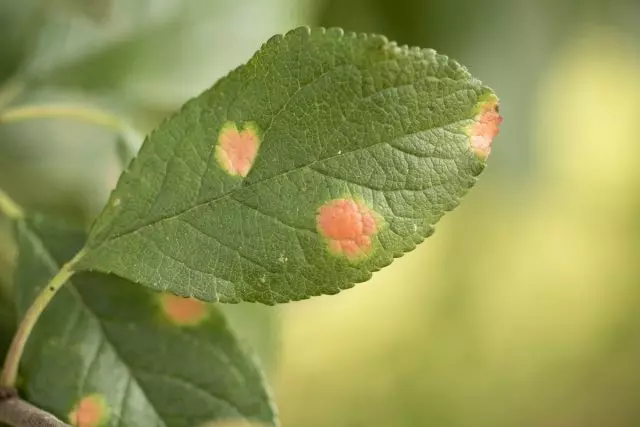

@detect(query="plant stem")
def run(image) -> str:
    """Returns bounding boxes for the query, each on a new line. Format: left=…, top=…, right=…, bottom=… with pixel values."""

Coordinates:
left=0, top=388, right=69, bottom=426
left=0, top=104, right=126, bottom=134
left=0, top=249, right=85, bottom=388
left=0, top=188, right=24, bottom=220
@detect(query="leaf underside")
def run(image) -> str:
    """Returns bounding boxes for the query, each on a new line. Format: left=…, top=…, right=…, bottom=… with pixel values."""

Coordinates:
left=12, top=215, right=277, bottom=427
left=78, top=26, right=497, bottom=304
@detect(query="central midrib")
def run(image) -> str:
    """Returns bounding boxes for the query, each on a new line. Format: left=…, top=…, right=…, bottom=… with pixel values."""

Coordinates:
left=92, top=120, right=471, bottom=257
left=88, top=78, right=473, bottom=253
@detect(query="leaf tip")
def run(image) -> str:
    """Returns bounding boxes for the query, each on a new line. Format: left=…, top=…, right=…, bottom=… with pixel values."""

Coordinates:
left=469, top=93, right=502, bottom=160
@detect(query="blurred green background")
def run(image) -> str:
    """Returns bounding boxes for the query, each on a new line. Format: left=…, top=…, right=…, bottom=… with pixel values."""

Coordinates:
left=1, top=0, right=639, bottom=426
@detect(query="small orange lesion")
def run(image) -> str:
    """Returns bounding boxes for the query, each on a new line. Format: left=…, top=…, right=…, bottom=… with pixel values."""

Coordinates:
left=68, top=394, right=108, bottom=427
left=469, top=95, right=502, bottom=159
left=160, top=294, right=209, bottom=326
left=316, top=198, right=380, bottom=261
left=215, top=121, right=261, bottom=177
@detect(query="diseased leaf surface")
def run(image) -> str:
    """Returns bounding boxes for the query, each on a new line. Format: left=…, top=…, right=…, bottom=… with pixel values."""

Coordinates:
left=12, top=215, right=277, bottom=427
left=78, top=26, right=500, bottom=304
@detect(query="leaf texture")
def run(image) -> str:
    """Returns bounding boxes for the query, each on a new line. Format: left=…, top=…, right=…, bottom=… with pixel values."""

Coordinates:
left=77, top=26, right=501, bottom=304
left=12, top=215, right=277, bottom=427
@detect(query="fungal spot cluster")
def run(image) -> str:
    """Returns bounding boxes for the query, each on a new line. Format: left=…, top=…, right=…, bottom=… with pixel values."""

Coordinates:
left=68, top=394, right=108, bottom=427
left=316, top=198, right=379, bottom=261
left=215, top=121, right=261, bottom=177
left=470, top=97, right=502, bottom=159
left=160, top=294, right=208, bottom=326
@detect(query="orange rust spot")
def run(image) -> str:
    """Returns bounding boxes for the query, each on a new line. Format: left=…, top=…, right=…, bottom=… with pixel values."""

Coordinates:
left=68, top=394, right=108, bottom=427
left=317, top=199, right=379, bottom=260
left=160, top=294, right=208, bottom=326
left=215, top=122, right=260, bottom=177
left=470, top=98, right=502, bottom=159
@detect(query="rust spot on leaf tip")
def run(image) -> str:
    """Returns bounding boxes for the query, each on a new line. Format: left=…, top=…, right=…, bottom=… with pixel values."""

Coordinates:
left=160, top=294, right=208, bottom=326
left=317, top=198, right=379, bottom=261
left=215, top=122, right=261, bottom=177
left=470, top=99, right=502, bottom=159
left=69, top=395, right=108, bottom=427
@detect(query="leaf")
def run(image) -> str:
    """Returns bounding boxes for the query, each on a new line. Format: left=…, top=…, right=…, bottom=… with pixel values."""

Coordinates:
left=114, top=134, right=138, bottom=171
left=12, top=215, right=278, bottom=427
left=76, top=26, right=501, bottom=304
left=0, top=0, right=45, bottom=85
left=24, top=0, right=303, bottom=109
left=219, top=304, right=280, bottom=374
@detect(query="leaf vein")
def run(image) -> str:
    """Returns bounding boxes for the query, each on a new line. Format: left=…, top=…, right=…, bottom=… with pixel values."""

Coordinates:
left=95, top=113, right=469, bottom=250
left=134, top=368, right=247, bottom=419
left=177, top=218, right=274, bottom=272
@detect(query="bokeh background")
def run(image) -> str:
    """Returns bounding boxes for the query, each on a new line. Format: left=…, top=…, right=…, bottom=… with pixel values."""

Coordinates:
left=1, top=0, right=639, bottom=426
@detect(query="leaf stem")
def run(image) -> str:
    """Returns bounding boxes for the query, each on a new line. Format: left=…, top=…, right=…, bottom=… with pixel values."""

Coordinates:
left=0, top=104, right=127, bottom=134
left=0, top=188, right=24, bottom=220
left=0, top=249, right=86, bottom=387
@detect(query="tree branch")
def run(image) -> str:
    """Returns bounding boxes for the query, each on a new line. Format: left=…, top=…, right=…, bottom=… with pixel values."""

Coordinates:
left=0, top=388, right=69, bottom=426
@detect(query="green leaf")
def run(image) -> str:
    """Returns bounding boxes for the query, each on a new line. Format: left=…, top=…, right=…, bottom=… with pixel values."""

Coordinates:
left=77, top=26, right=501, bottom=304
left=0, top=0, right=45, bottom=85
left=114, top=134, right=138, bottom=171
left=25, top=0, right=304, bottom=109
left=219, top=304, right=280, bottom=373
left=12, top=215, right=278, bottom=427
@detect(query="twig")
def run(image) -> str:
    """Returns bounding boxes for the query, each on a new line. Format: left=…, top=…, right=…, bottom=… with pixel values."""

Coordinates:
left=0, top=105, right=126, bottom=134
left=0, top=249, right=83, bottom=387
left=0, top=387, right=69, bottom=426
left=0, top=104, right=141, bottom=162
left=0, top=189, right=85, bottom=388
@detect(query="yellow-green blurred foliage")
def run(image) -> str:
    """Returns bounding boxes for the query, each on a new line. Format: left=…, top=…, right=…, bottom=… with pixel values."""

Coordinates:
left=276, top=22, right=640, bottom=427
left=1, top=0, right=640, bottom=426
